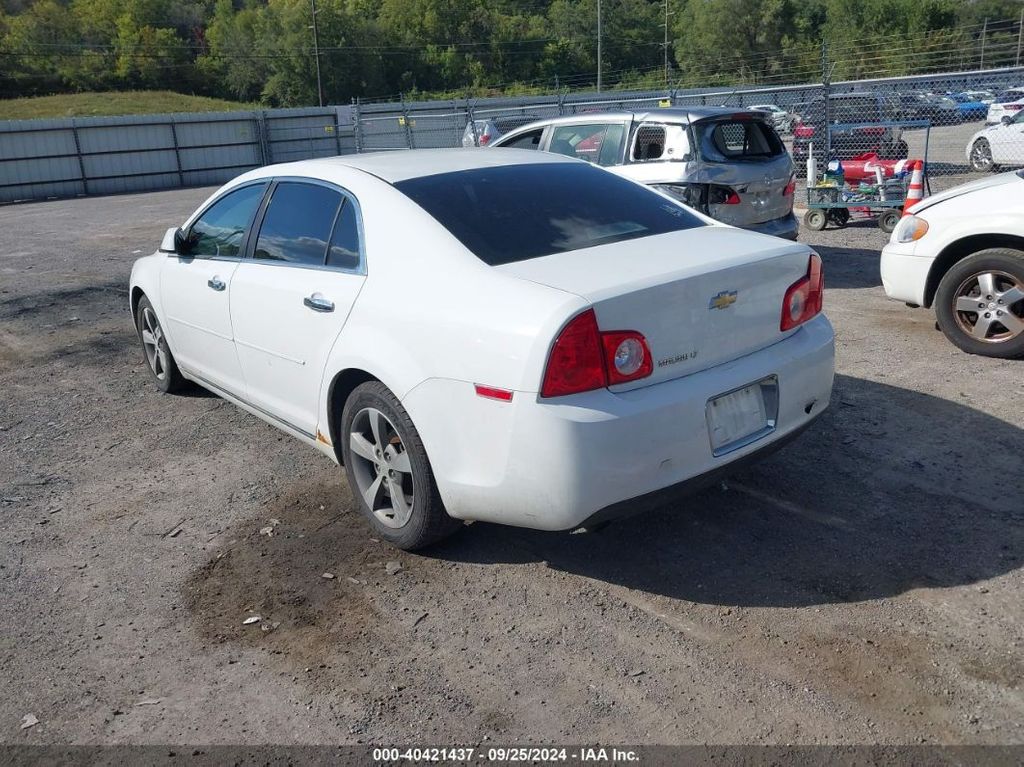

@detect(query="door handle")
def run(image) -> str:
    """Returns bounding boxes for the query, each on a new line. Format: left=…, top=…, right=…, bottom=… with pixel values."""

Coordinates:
left=207, top=277, right=226, bottom=292
left=303, top=294, right=335, bottom=313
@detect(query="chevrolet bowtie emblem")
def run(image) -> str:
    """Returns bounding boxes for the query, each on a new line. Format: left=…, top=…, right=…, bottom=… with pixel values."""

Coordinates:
left=709, top=290, right=738, bottom=310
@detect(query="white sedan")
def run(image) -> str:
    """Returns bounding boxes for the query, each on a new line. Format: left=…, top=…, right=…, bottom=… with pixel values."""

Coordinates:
left=985, top=88, right=1024, bottom=125
left=130, top=149, right=835, bottom=549
left=967, top=109, right=1024, bottom=171
left=881, top=170, right=1024, bottom=358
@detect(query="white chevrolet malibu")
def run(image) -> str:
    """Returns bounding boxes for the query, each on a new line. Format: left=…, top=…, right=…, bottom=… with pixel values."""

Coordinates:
left=130, top=149, right=835, bottom=549
left=881, top=170, right=1024, bottom=358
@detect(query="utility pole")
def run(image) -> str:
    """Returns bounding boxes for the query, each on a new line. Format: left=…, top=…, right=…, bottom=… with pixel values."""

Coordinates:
left=1016, top=8, right=1023, bottom=68
left=310, top=0, right=324, bottom=107
left=662, top=0, right=670, bottom=85
left=980, top=17, right=988, bottom=70
left=597, top=0, right=602, bottom=92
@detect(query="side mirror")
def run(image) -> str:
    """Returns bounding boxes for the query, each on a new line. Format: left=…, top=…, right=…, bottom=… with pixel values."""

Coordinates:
left=159, top=227, right=178, bottom=253
left=1001, top=115, right=1013, bottom=125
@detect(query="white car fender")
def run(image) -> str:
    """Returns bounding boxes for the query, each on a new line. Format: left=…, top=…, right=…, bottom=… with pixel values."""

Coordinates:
left=129, top=254, right=167, bottom=341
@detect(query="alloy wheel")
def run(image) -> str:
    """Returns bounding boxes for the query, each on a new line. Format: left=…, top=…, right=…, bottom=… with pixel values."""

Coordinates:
left=140, top=307, right=169, bottom=381
left=348, top=407, right=415, bottom=528
left=952, top=270, right=1024, bottom=344
left=970, top=140, right=993, bottom=171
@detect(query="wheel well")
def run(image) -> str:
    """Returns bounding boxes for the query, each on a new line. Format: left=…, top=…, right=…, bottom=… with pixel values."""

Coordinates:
left=924, top=234, right=1024, bottom=307
left=326, top=368, right=378, bottom=465
left=130, top=286, right=145, bottom=317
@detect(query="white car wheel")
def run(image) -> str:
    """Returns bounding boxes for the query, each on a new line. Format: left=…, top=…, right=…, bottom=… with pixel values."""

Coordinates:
left=341, top=381, right=461, bottom=549
left=969, top=139, right=996, bottom=172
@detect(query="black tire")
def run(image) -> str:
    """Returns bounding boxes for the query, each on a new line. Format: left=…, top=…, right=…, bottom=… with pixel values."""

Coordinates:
left=135, top=295, right=186, bottom=393
left=804, top=209, right=827, bottom=231
left=934, top=248, right=1024, bottom=359
left=340, top=381, right=461, bottom=550
left=878, top=209, right=901, bottom=234
left=827, top=208, right=850, bottom=227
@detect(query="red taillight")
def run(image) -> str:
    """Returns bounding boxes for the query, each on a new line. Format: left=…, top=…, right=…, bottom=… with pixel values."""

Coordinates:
left=540, top=310, right=653, bottom=397
left=794, top=123, right=814, bottom=138
left=780, top=254, right=824, bottom=331
left=1006, top=103, right=1023, bottom=110
left=709, top=186, right=741, bottom=205
left=478, top=134, right=491, bottom=145
left=782, top=174, right=796, bottom=197
left=541, top=309, right=607, bottom=397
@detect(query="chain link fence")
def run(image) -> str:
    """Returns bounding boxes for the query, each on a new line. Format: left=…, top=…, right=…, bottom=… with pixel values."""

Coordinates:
left=3, top=65, right=1024, bottom=203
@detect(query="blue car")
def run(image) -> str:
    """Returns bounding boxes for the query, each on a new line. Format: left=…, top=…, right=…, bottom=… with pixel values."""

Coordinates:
left=948, top=93, right=989, bottom=121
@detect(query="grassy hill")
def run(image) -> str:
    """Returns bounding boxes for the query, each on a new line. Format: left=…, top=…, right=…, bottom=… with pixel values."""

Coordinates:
left=0, top=91, right=256, bottom=121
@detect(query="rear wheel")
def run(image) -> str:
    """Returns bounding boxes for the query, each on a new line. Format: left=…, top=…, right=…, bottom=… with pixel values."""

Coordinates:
left=934, top=249, right=1024, bottom=359
left=804, top=209, right=827, bottom=231
left=340, top=381, right=461, bottom=550
left=827, top=208, right=850, bottom=228
left=878, top=209, right=901, bottom=234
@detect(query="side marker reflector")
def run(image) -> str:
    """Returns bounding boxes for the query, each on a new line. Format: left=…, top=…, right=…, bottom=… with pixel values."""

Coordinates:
left=475, top=384, right=514, bottom=402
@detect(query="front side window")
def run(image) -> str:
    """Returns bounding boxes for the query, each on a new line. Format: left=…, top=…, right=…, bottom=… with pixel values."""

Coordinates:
left=694, top=119, right=785, bottom=162
left=188, top=183, right=266, bottom=258
left=548, top=123, right=625, bottom=166
left=394, top=163, right=704, bottom=266
left=254, top=182, right=343, bottom=265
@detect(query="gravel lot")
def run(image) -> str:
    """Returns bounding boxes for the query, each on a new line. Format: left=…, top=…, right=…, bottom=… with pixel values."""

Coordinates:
left=1, top=187, right=1022, bottom=748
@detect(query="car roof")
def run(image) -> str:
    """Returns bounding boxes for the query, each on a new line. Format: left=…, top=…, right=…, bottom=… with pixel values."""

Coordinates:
left=247, top=148, right=578, bottom=184
left=501, top=106, right=764, bottom=129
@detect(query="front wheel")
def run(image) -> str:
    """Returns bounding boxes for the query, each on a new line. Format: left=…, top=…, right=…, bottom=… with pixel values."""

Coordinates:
left=969, top=139, right=996, bottom=172
left=804, top=209, right=827, bottom=231
left=135, top=295, right=186, bottom=393
left=934, top=249, right=1024, bottom=359
left=340, top=381, right=461, bottom=550
left=878, top=209, right=901, bottom=234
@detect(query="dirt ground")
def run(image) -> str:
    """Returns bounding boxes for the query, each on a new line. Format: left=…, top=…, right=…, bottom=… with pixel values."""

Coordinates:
left=1, top=187, right=1022, bottom=748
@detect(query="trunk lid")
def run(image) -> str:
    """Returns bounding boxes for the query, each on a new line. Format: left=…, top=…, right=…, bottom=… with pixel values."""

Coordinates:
left=498, top=225, right=814, bottom=391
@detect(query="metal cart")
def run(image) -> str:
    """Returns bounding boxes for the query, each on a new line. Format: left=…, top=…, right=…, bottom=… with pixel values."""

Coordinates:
left=803, top=179, right=909, bottom=234
left=803, top=119, right=932, bottom=234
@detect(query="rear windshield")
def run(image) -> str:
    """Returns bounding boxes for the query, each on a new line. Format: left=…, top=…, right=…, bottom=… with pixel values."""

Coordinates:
left=829, top=97, right=882, bottom=122
left=693, top=119, right=785, bottom=163
left=394, top=163, right=704, bottom=266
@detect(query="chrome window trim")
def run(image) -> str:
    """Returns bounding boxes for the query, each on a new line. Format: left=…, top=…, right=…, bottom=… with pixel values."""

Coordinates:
left=245, top=176, right=368, bottom=277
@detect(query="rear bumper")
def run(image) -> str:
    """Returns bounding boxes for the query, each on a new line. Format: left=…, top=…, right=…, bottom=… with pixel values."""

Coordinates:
left=746, top=212, right=799, bottom=241
left=404, top=314, right=835, bottom=531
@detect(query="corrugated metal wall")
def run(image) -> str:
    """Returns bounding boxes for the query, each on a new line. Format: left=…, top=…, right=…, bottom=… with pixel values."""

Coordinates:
left=0, top=106, right=356, bottom=203
left=3, top=65, right=1022, bottom=203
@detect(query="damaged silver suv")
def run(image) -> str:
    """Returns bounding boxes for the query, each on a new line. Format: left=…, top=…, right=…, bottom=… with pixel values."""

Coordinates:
left=490, top=107, right=798, bottom=241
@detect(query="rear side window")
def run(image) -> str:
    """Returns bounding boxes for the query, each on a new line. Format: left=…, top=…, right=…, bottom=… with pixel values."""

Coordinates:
left=327, top=200, right=361, bottom=270
left=254, top=182, right=343, bottom=265
left=694, top=119, right=784, bottom=162
left=548, top=123, right=625, bottom=166
left=394, top=163, right=704, bottom=266
left=632, top=124, right=666, bottom=161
